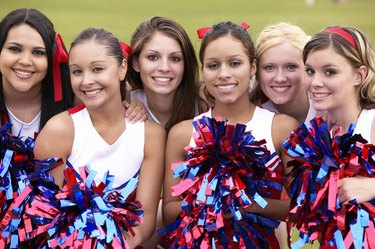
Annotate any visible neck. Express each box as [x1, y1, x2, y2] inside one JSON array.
[[4, 85, 42, 123], [212, 99, 256, 125], [326, 105, 362, 133], [274, 93, 309, 124], [144, 91, 174, 127]]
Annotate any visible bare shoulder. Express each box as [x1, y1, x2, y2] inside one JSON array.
[[272, 113, 299, 150], [144, 120, 166, 140], [273, 113, 299, 133], [168, 119, 194, 143], [34, 111, 74, 160]]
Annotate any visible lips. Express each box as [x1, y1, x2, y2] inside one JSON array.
[[271, 86, 290, 93], [152, 77, 172, 83], [215, 83, 237, 90], [83, 89, 102, 96], [13, 69, 33, 78], [312, 92, 330, 98]]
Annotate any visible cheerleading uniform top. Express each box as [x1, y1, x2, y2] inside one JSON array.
[[354, 108, 375, 144], [190, 106, 277, 155], [261, 98, 316, 123], [131, 90, 161, 125], [67, 104, 144, 189], [7, 106, 40, 140], [131, 89, 200, 126]]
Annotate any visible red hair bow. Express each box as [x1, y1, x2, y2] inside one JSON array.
[[119, 41, 132, 57], [197, 22, 250, 39], [52, 34, 68, 102]]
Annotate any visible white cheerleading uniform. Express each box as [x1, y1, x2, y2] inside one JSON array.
[[131, 89, 161, 125], [354, 108, 375, 144], [67, 105, 144, 189], [191, 106, 277, 156], [7, 107, 40, 140], [261, 98, 316, 123]]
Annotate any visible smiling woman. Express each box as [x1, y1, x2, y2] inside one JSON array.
[[126, 16, 206, 132], [0, 8, 74, 140]]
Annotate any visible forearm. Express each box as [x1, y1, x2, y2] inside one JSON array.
[[163, 199, 183, 226], [245, 198, 290, 221]]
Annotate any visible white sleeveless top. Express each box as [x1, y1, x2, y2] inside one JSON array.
[[261, 98, 316, 123], [7, 107, 40, 140], [67, 105, 144, 189], [190, 107, 276, 154], [131, 90, 161, 124], [354, 109, 375, 144]]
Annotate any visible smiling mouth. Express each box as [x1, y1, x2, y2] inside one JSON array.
[[216, 83, 237, 90], [84, 89, 102, 95], [153, 77, 172, 82], [13, 69, 33, 77], [312, 92, 330, 98], [271, 86, 290, 93]]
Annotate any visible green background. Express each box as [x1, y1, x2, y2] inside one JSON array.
[[1, 0, 374, 51], [1, 0, 374, 248]]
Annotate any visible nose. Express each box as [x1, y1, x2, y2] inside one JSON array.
[[218, 65, 231, 80], [157, 58, 171, 72], [274, 69, 286, 83], [18, 52, 32, 66], [308, 73, 324, 88], [82, 72, 95, 87]]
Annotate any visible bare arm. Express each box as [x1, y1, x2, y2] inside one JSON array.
[[34, 111, 74, 188], [162, 120, 194, 226], [125, 120, 166, 248], [244, 114, 298, 221]]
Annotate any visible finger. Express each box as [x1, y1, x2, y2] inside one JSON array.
[[122, 100, 130, 108]]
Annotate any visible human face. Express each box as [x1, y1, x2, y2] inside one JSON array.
[[304, 47, 362, 114], [133, 32, 184, 97], [0, 24, 47, 97], [202, 34, 255, 106], [69, 40, 126, 110], [257, 42, 305, 105]]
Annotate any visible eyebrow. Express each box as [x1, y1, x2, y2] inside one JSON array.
[[6, 41, 46, 50]]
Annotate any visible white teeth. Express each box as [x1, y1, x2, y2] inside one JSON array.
[[313, 93, 330, 98], [14, 69, 32, 76], [217, 84, 236, 89], [272, 87, 288, 91], [153, 77, 171, 82], [84, 89, 102, 95]]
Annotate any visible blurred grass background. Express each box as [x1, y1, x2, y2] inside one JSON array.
[[1, 0, 374, 51], [1, 0, 374, 248]]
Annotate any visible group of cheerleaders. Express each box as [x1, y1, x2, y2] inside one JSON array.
[[0, 7, 375, 249]]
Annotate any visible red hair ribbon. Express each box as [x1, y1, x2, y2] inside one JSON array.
[[52, 34, 68, 102], [119, 41, 132, 57], [197, 22, 250, 39], [325, 27, 358, 51]]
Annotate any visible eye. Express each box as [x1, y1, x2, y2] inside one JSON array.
[[305, 67, 314, 76], [8, 46, 21, 53], [206, 62, 219, 70], [287, 64, 298, 71], [93, 67, 104, 73], [71, 69, 82, 75], [264, 65, 274, 71], [32, 49, 46, 56], [325, 69, 336, 76], [229, 60, 242, 67], [147, 55, 158, 61], [170, 56, 182, 62]]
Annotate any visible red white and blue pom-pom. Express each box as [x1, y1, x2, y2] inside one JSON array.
[[159, 116, 284, 249], [283, 117, 375, 249], [30, 164, 144, 248], [0, 121, 62, 248]]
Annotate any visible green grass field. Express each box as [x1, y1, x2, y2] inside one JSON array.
[[1, 0, 374, 50], [1, 1, 373, 248]]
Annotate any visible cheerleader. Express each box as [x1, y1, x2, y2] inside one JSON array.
[[34, 27, 166, 248]]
